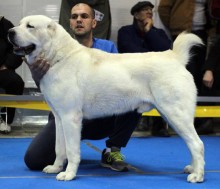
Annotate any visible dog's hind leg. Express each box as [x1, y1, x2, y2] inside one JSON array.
[[43, 111, 67, 174], [156, 103, 205, 183]]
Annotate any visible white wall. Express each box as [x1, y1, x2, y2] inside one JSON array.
[[0, 0, 168, 88]]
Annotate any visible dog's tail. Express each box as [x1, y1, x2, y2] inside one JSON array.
[[172, 32, 203, 66]]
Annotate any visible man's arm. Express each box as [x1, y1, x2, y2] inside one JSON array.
[[202, 37, 220, 88], [158, 0, 173, 29], [24, 58, 50, 87]]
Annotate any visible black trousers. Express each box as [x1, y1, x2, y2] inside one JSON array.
[[0, 69, 24, 124], [24, 111, 140, 170]]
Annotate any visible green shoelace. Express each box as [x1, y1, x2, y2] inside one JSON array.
[[107, 152, 125, 162]]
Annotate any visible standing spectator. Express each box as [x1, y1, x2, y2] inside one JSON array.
[[158, 0, 212, 134], [158, 0, 209, 95], [200, 24, 220, 134], [203, 35, 220, 90], [203, 0, 220, 90], [117, 1, 172, 137], [0, 16, 24, 133]]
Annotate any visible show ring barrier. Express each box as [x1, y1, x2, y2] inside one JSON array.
[[0, 95, 220, 117]]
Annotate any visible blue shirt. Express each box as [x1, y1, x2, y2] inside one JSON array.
[[92, 38, 118, 53]]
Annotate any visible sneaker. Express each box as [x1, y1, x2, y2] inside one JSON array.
[[0, 118, 11, 134], [101, 147, 128, 172], [135, 117, 150, 131], [151, 122, 170, 137]]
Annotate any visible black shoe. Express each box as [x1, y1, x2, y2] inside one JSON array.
[[135, 117, 149, 131], [152, 128, 170, 137], [101, 147, 128, 172], [196, 119, 214, 135], [151, 122, 170, 137]]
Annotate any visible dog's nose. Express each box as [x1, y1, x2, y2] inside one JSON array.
[[8, 29, 15, 40]]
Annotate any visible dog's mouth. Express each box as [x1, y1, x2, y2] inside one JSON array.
[[12, 44, 36, 56]]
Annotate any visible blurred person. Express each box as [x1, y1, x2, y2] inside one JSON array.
[[200, 19, 220, 134], [117, 1, 172, 137], [203, 0, 220, 90], [158, 0, 213, 134], [203, 34, 220, 89], [0, 16, 24, 133], [158, 0, 210, 95]]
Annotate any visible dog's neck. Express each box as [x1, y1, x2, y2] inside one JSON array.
[[42, 26, 84, 67]]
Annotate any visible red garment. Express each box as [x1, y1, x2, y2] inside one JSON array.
[[209, 0, 220, 20]]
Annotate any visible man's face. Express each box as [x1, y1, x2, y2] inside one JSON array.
[[70, 4, 96, 37], [135, 6, 153, 22]]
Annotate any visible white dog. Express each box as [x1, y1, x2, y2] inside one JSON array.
[[8, 15, 204, 183]]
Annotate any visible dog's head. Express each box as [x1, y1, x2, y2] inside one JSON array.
[[8, 15, 57, 64]]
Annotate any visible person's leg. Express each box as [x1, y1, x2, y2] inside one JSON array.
[[101, 111, 140, 171], [24, 114, 116, 170], [186, 45, 205, 95], [0, 70, 24, 124], [190, 30, 207, 95], [105, 111, 139, 148], [186, 30, 210, 134], [81, 116, 116, 140], [24, 114, 56, 170], [213, 71, 220, 90]]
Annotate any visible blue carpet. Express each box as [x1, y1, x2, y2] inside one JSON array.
[[0, 136, 219, 189]]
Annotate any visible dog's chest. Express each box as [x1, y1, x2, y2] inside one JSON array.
[[40, 68, 77, 105]]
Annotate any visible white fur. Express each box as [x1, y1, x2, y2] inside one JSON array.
[[10, 15, 205, 182]]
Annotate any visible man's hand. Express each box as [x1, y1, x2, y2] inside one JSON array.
[[25, 58, 50, 84], [143, 18, 153, 32], [0, 65, 7, 70], [203, 70, 214, 88]]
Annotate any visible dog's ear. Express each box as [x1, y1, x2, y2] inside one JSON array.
[[47, 21, 56, 36]]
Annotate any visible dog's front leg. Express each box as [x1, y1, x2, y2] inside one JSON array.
[[43, 114, 67, 174], [56, 110, 82, 181]]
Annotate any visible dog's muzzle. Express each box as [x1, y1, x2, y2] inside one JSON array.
[[8, 29, 36, 56]]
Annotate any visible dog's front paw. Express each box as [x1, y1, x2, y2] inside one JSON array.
[[43, 165, 63, 174], [187, 172, 204, 183], [56, 171, 76, 181], [184, 165, 193, 174]]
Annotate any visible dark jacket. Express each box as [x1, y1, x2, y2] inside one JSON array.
[[117, 21, 171, 53], [0, 16, 22, 70], [204, 36, 220, 73]]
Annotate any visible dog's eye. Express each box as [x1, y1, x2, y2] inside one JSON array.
[[27, 24, 35, 28]]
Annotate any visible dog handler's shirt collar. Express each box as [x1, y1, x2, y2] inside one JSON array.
[[92, 38, 118, 53]]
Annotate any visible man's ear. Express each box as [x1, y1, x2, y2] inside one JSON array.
[[134, 12, 139, 20], [92, 19, 97, 29]]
